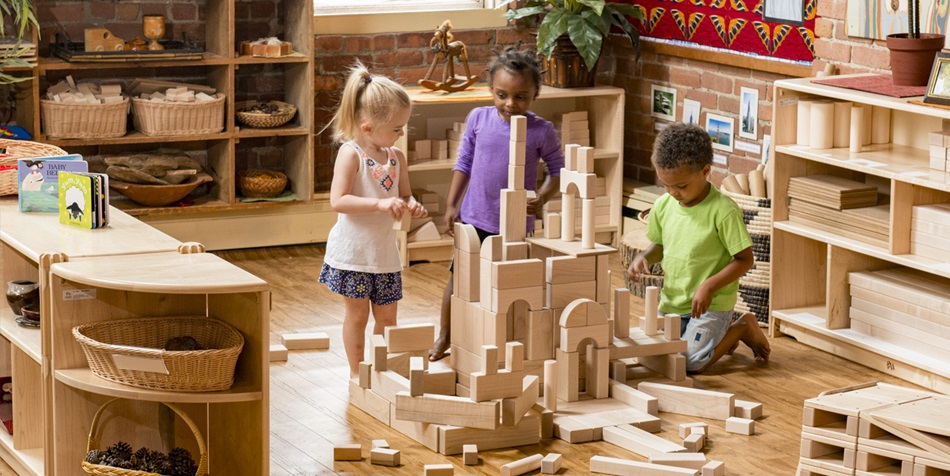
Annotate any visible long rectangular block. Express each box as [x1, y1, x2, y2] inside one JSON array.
[[384, 323, 435, 353], [281, 332, 330, 350], [395, 391, 500, 430], [590, 456, 697, 475], [638, 381, 734, 420]]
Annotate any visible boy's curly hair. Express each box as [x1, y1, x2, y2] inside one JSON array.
[[486, 44, 543, 95], [652, 123, 713, 172]]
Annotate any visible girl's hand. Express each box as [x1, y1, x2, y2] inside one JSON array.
[[378, 197, 408, 219], [443, 205, 460, 237], [526, 196, 544, 217], [691, 283, 713, 317], [627, 254, 650, 281], [408, 200, 428, 218]]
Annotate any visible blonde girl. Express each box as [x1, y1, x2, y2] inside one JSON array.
[[321, 62, 427, 377]]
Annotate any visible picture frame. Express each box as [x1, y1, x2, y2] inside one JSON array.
[[682, 99, 701, 126], [763, 0, 805, 26], [706, 113, 735, 153], [739, 87, 759, 140], [924, 52, 950, 106], [651, 84, 676, 122]]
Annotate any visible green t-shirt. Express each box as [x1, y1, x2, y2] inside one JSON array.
[[646, 184, 753, 315]]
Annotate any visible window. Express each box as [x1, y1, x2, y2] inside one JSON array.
[[316, 0, 503, 15]]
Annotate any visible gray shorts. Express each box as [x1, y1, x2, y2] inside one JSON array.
[[674, 309, 733, 372]]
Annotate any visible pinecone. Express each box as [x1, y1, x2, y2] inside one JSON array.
[[134, 446, 150, 461], [84, 449, 103, 464], [105, 441, 133, 461], [168, 447, 198, 476]]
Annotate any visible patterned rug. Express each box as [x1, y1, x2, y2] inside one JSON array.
[[811, 74, 927, 98]]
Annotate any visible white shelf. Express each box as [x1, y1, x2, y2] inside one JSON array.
[[55, 369, 263, 403], [0, 310, 40, 364], [0, 431, 43, 476]]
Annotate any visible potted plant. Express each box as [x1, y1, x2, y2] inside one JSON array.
[[505, 0, 644, 88], [885, 0, 945, 86], [0, 0, 38, 85]]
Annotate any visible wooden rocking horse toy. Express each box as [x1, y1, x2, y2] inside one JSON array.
[[418, 20, 478, 93]]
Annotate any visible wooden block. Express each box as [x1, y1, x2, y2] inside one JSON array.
[[415, 139, 432, 159], [603, 424, 687, 457], [502, 375, 539, 425], [679, 422, 709, 438], [394, 211, 411, 231], [702, 460, 726, 476], [281, 332, 330, 350], [556, 348, 580, 402], [492, 259, 544, 289], [409, 356, 425, 396], [664, 313, 681, 341], [503, 242, 530, 261], [587, 346, 610, 398], [649, 452, 707, 470], [505, 341, 525, 372], [554, 416, 595, 443], [534, 404, 555, 438], [422, 368, 457, 396], [590, 455, 697, 475], [560, 323, 609, 353], [463, 444, 478, 465], [371, 439, 389, 448], [424, 463, 454, 476], [511, 115, 527, 142], [370, 447, 400, 466], [358, 361, 372, 389], [395, 392, 500, 430], [501, 188, 528, 242], [470, 369, 525, 402], [577, 146, 595, 174], [541, 453, 563, 474], [564, 143, 580, 170], [609, 379, 659, 415], [456, 222, 482, 253], [385, 323, 435, 353], [386, 349, 428, 376], [638, 382, 735, 420], [735, 399, 763, 419], [333, 443, 362, 461], [408, 220, 441, 242], [501, 454, 543, 476], [560, 168, 597, 199], [637, 353, 686, 383], [547, 280, 597, 309], [684, 432, 705, 452], [348, 379, 391, 425], [544, 212, 561, 239], [456, 250, 480, 302], [492, 285, 543, 313], [440, 414, 540, 455], [269, 343, 288, 362], [725, 416, 755, 435], [546, 255, 597, 284], [371, 369, 411, 404], [596, 254, 610, 303], [389, 404, 440, 452], [643, 286, 659, 335], [614, 288, 631, 338], [509, 164, 525, 190]]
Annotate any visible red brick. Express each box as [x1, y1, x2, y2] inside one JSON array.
[[735, 79, 768, 97], [374, 50, 424, 68], [851, 44, 890, 70], [171, 3, 198, 21], [115, 4, 139, 21], [751, 69, 792, 83], [40, 3, 84, 23], [670, 66, 702, 89], [452, 29, 494, 46], [718, 64, 752, 79], [685, 89, 719, 110], [397, 33, 429, 49], [313, 74, 343, 91], [701, 72, 734, 94], [817, 0, 846, 20], [315, 35, 343, 52], [496, 27, 535, 46], [838, 64, 874, 75], [815, 38, 851, 62], [815, 18, 834, 39], [88, 1, 116, 20], [719, 96, 740, 115], [371, 34, 396, 50], [759, 104, 774, 124], [248, 2, 276, 18], [642, 63, 670, 82], [345, 36, 373, 53]]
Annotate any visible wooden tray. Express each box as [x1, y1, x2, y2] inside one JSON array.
[[51, 35, 203, 63]]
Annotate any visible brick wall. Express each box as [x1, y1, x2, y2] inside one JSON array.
[[812, 0, 892, 76]]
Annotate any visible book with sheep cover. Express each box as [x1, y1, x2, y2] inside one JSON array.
[[59, 171, 109, 228]]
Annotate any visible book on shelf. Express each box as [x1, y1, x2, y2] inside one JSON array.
[[59, 171, 110, 229], [17, 154, 86, 213]]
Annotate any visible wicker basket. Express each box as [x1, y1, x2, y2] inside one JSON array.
[[82, 398, 208, 476], [40, 97, 129, 139], [0, 139, 69, 196], [131, 94, 225, 136], [239, 169, 287, 198], [722, 189, 773, 326], [235, 100, 296, 128], [72, 316, 244, 392]]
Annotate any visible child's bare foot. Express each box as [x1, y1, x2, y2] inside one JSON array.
[[429, 335, 450, 361], [740, 313, 771, 361]]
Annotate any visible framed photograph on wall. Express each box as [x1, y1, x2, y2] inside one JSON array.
[[739, 87, 759, 140], [706, 113, 735, 153], [682, 99, 701, 126], [924, 52, 950, 106], [651, 85, 676, 122], [763, 0, 805, 25]]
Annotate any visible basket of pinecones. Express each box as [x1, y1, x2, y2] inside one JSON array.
[[82, 398, 206, 476], [235, 100, 296, 128], [239, 168, 288, 198]]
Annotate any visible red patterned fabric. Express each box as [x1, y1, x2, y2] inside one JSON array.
[[620, 0, 816, 62], [811, 74, 927, 98]]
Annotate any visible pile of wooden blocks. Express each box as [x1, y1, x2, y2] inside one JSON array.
[[786, 174, 887, 248], [848, 268, 950, 363], [910, 204, 950, 261], [558, 111, 590, 147], [45, 76, 125, 104], [798, 382, 950, 475], [446, 121, 465, 160], [410, 139, 449, 163], [139, 86, 216, 103], [929, 131, 950, 172], [404, 189, 444, 242]]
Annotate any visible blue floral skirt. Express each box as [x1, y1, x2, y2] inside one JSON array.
[[319, 263, 402, 305]]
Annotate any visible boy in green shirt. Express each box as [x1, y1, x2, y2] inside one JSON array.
[[627, 123, 771, 372]]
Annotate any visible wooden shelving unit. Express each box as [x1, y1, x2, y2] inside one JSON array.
[[0, 200, 269, 475], [769, 76, 950, 394], [12, 0, 329, 251], [396, 85, 625, 266]]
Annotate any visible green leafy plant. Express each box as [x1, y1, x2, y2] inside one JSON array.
[[0, 0, 38, 84], [505, 0, 645, 71]]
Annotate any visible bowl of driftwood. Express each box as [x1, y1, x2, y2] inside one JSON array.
[[110, 173, 213, 207]]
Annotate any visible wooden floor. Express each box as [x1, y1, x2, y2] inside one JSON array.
[[214, 245, 927, 476]]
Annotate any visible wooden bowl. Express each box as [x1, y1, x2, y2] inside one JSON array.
[[110, 173, 213, 207]]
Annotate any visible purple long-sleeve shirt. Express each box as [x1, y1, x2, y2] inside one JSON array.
[[456, 107, 564, 234]]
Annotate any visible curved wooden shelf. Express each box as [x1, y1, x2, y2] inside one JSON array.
[[0, 431, 43, 476], [41, 131, 232, 147], [38, 53, 230, 71], [55, 369, 262, 403], [0, 310, 41, 364]]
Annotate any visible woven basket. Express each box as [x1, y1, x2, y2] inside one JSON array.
[[239, 169, 287, 198], [131, 94, 225, 136], [722, 189, 773, 326], [82, 398, 208, 476], [0, 139, 69, 196], [72, 316, 244, 392], [40, 97, 129, 139], [235, 100, 296, 128]]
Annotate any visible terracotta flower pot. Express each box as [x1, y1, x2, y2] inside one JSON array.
[[540, 36, 597, 88], [886, 33, 946, 86]]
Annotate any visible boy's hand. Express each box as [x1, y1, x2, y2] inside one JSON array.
[[443, 205, 460, 237], [378, 197, 408, 219], [691, 283, 713, 317], [627, 255, 650, 281]]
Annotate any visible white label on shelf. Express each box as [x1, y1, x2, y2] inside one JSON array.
[[112, 354, 169, 374], [900, 171, 929, 177], [63, 289, 96, 300], [713, 154, 728, 165], [735, 140, 761, 155], [847, 158, 886, 167]]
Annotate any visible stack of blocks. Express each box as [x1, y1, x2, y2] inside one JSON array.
[[558, 111, 590, 147], [446, 121, 465, 160], [930, 130, 950, 172], [798, 382, 949, 476], [909, 204, 950, 262], [411, 139, 449, 163]]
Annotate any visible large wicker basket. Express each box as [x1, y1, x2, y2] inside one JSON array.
[[0, 139, 69, 196], [722, 189, 772, 326], [82, 398, 208, 476], [40, 97, 129, 139], [72, 316, 244, 392], [235, 100, 296, 128], [131, 93, 225, 136]]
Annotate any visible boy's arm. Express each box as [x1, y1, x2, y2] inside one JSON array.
[[691, 246, 754, 317], [627, 242, 664, 281], [443, 170, 470, 236]]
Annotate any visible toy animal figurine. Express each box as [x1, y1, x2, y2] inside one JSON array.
[[418, 20, 478, 93]]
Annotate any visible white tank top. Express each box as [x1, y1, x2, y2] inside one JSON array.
[[323, 141, 403, 273]]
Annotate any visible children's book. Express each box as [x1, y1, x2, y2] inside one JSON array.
[[58, 171, 110, 229], [17, 154, 86, 213]]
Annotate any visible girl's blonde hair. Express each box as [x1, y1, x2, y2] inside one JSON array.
[[329, 62, 411, 143]]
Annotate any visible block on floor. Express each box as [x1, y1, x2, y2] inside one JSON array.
[[333, 443, 361, 461], [269, 343, 288, 362], [281, 332, 330, 350]]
